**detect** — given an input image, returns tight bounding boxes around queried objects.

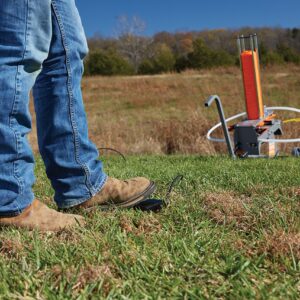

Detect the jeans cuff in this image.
[0,196,34,217]
[0,210,23,217]
[56,173,108,209]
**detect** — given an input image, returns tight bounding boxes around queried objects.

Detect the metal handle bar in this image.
[205,95,236,159]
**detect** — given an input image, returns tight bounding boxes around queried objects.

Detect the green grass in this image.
[0,155,299,299]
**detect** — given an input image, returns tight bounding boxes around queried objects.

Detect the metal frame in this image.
[204,34,299,159]
[205,95,236,159]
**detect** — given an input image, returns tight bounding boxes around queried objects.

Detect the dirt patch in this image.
[51,264,115,295]
[54,229,83,243]
[259,231,300,260]
[120,216,162,235]
[120,216,135,233]
[235,230,300,261]
[0,238,24,259]
[276,187,300,198]
[136,216,162,235]
[203,191,252,230]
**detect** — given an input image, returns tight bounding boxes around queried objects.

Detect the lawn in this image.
[3,65,299,298]
[0,155,299,299]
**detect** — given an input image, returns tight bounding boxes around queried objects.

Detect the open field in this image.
[29,64,300,156]
[0,156,299,299]
[2,65,297,298]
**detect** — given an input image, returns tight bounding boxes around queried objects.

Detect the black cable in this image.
[164,174,184,206]
[98,147,127,162]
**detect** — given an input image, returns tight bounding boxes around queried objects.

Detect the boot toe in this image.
[79,176,155,209]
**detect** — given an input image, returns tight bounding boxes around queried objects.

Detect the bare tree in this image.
[115,15,153,72]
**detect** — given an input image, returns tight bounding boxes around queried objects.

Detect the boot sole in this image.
[85,181,156,211]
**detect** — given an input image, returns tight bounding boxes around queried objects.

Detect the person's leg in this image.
[32,0,107,209]
[0,0,84,231]
[33,1,155,210]
[0,0,52,216]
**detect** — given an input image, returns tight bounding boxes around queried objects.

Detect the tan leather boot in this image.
[79,177,156,210]
[0,199,85,232]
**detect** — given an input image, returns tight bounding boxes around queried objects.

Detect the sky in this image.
[75,0,300,37]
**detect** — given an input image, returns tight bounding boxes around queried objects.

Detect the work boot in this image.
[0,199,85,232]
[79,177,156,210]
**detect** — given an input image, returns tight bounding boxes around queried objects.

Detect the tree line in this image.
[84,22,300,76]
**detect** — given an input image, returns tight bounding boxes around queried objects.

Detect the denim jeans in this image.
[0,0,107,216]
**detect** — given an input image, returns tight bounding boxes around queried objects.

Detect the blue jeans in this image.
[0,0,107,216]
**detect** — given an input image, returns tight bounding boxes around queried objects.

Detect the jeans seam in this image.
[51,2,94,194]
[92,173,108,196]
[8,0,32,212]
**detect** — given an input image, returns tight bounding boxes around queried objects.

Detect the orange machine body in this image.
[240,50,264,120]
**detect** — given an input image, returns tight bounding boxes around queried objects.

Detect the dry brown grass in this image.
[276,186,300,198]
[233,231,300,262]
[202,191,253,230]
[259,231,300,260]
[0,238,24,259]
[119,215,162,235]
[50,264,116,296]
[28,65,300,155]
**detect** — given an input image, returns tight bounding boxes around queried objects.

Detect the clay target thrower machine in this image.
[205,34,300,158]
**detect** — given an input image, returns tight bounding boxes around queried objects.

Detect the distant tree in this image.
[187,38,235,69]
[154,31,176,49]
[259,41,268,62]
[213,50,235,66]
[188,38,214,69]
[88,35,118,52]
[84,50,134,76]
[138,44,175,74]
[153,44,176,73]
[264,52,285,65]
[171,32,195,57]
[175,33,194,56]
[292,28,299,39]
[174,55,191,72]
[116,15,153,72]
[276,43,300,64]
[259,42,284,65]
[138,59,155,75]
[84,27,300,76]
